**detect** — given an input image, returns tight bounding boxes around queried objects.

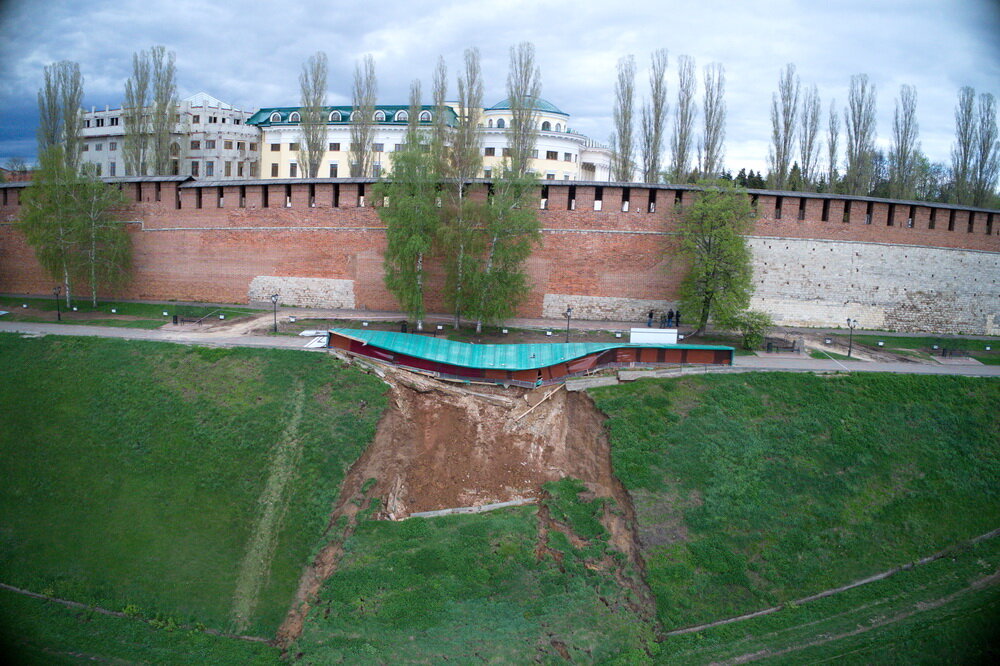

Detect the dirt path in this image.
[275,364,656,646]
[229,381,306,633]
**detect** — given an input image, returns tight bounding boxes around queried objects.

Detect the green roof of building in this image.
[247,105,458,127]
[330,328,732,371]
[487,97,567,115]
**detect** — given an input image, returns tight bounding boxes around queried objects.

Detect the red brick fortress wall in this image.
[1,180,998,333]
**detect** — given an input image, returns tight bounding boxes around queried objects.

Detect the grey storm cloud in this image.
[1,0,998,172]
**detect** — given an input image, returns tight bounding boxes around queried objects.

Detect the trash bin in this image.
[172,315,178,325]
[401,321,408,333]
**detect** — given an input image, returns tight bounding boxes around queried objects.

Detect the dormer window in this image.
[329,110,342,122]
[374,110,386,121]
[289,111,301,122]
[269,111,281,122]
[541,121,551,131]
[488,119,493,128]
[555,123,562,132]
[419,110,432,122]
[394,110,408,122]
[497,118,506,129]
[350,111,360,121]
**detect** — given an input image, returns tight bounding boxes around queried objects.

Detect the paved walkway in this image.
[3,320,999,378]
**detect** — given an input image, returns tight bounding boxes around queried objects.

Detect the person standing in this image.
[675,309,681,327]
[667,309,674,327]
[647,310,654,327]
[659,312,667,328]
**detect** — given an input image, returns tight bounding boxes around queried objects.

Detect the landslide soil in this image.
[277,364,652,645]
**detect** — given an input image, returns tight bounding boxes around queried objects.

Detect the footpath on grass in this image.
[3,316,999,378]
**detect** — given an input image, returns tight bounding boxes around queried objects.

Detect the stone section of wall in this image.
[542,294,675,322]
[750,236,1000,335]
[248,276,356,309]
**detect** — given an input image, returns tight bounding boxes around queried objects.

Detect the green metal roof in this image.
[247,105,457,127]
[330,328,732,371]
[487,97,567,115]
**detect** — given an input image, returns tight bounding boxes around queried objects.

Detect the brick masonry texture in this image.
[1,181,997,333]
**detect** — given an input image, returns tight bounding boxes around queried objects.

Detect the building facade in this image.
[79,93,259,179]
[248,97,611,181]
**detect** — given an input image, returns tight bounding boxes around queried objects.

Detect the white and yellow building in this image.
[247,97,610,181]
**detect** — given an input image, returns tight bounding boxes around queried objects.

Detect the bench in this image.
[765,338,798,353]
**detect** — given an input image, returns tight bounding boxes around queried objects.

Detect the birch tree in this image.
[350,55,378,177]
[75,166,131,305]
[506,42,541,176]
[700,62,726,179]
[375,81,437,330]
[297,51,328,178]
[768,63,799,189]
[37,61,84,173]
[889,84,920,199]
[669,55,696,182]
[799,84,821,188]
[844,74,877,195]
[639,48,668,184]
[611,55,636,182]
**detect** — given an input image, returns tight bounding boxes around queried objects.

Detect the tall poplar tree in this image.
[611,55,636,182]
[37,60,84,173]
[799,85,821,188]
[123,46,177,176]
[375,81,437,331]
[506,42,541,176]
[700,62,726,179]
[639,48,668,184]
[297,51,328,178]
[768,63,799,189]
[972,92,999,207]
[350,55,378,177]
[951,86,976,204]
[827,99,840,191]
[844,74,877,195]
[669,55,696,182]
[123,51,150,176]
[889,84,920,199]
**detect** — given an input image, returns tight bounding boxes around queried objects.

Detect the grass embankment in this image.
[591,373,1000,661]
[0,334,386,653]
[293,479,655,663]
[834,332,1000,365]
[0,296,258,328]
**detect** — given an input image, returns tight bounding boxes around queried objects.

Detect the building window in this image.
[249,142,257,151]
[329,142,340,151]
[350,111,360,121]
[250,162,258,177]
[564,152,572,162]
[233,119,241,125]
[485,147,495,156]
[191,140,201,150]
[329,163,338,178]
[208,116,218,123]
[269,112,281,122]
[329,110,342,122]
[483,168,492,178]
[237,162,244,177]
[237,141,245,151]
[542,121,551,131]
[289,163,298,178]
[271,163,278,177]
[419,110,432,122]
[109,141,117,151]
[374,110,386,121]
[546,150,558,160]
[95,163,101,176]
[270,143,280,151]
[191,161,199,177]
[289,143,300,151]
[82,144,88,151]
[350,142,360,152]
[546,173,555,180]
[95,143,103,151]
[497,118,506,129]
[488,119,493,128]
[224,140,233,150]
[109,162,116,176]
[394,144,404,152]
[395,110,408,122]
[502,147,511,157]
[96,118,105,127]
[373,143,384,152]
[224,161,232,177]
[289,111,301,122]
[193,115,200,123]
[110,117,119,126]
[206,161,215,177]
[85,119,90,128]
[373,163,382,177]
[221,118,226,123]
[532,149,539,158]
[205,140,216,149]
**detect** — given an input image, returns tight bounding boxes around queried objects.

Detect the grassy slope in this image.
[590,373,1000,660]
[0,333,386,641]
[294,486,655,663]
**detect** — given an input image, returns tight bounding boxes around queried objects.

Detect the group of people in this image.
[646,309,681,328]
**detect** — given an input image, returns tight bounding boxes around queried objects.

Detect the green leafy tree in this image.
[20,146,131,306]
[375,81,438,331]
[468,167,541,332]
[676,181,756,336]
[718,309,773,350]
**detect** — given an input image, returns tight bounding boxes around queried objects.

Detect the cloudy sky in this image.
[1,0,997,173]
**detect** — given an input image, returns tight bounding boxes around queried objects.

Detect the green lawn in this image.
[0,296,259,320]
[836,332,999,352]
[808,349,863,361]
[293,483,656,663]
[590,373,1000,657]
[8,316,166,329]
[0,333,387,642]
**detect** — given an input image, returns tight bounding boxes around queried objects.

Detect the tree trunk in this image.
[474,235,498,336]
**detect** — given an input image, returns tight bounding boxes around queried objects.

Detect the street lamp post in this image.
[564,306,573,343]
[846,318,858,358]
[53,286,62,321]
[271,294,279,333]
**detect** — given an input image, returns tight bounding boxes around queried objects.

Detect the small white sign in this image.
[629,328,679,344]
